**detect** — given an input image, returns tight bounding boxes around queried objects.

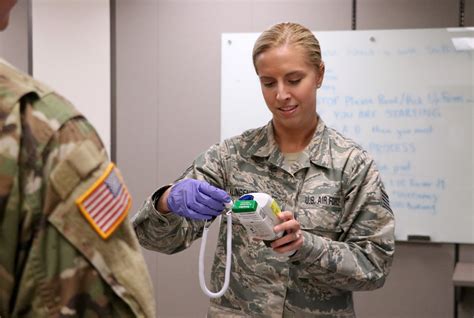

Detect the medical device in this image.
[232,193,283,240]
[199,193,282,298]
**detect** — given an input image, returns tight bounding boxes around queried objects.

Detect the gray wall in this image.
[115,1,474,317]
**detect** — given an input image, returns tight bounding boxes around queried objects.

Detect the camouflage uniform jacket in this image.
[133,118,395,317]
[0,59,155,318]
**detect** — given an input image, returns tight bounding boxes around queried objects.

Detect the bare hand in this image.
[271,211,303,254]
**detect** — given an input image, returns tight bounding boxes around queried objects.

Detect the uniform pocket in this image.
[297,183,344,240]
[297,206,343,240]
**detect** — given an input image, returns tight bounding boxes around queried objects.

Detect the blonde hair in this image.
[252,22,323,73]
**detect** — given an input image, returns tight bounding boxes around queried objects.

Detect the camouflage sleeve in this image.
[132,143,227,254]
[290,150,395,291]
[132,190,208,254]
[37,117,155,317]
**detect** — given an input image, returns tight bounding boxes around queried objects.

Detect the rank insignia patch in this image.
[76,163,131,239]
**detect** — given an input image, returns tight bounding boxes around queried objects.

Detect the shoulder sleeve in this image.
[182,141,230,188]
[42,118,155,317]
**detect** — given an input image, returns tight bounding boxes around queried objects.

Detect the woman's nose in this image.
[276,84,290,101]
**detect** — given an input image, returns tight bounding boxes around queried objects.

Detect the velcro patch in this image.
[75,163,131,239]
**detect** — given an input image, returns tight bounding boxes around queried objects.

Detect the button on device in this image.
[239,194,254,200]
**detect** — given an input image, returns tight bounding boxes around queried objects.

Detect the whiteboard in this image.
[221,28,474,244]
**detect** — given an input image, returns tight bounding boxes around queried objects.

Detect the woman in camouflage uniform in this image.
[133,22,395,317]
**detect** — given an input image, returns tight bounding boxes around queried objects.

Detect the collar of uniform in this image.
[246,120,278,158]
[0,58,53,110]
[306,116,332,169]
[245,116,332,169]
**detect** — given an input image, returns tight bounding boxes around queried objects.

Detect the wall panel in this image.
[465,0,474,26]
[355,243,456,318]
[358,0,459,29]
[114,0,160,315]
[32,0,111,154]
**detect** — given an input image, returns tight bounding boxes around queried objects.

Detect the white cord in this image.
[199,202,233,298]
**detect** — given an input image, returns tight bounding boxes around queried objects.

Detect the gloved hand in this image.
[167,179,231,220]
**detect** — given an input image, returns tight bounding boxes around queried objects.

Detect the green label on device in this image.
[232,200,258,213]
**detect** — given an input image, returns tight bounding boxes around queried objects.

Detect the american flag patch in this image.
[76,163,131,239]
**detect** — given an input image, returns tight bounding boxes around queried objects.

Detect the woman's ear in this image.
[316,62,325,88]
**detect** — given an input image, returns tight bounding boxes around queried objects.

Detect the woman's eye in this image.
[262,82,275,88]
[288,79,301,85]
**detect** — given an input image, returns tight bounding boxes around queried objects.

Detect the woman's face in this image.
[255,44,323,132]
[0,0,17,31]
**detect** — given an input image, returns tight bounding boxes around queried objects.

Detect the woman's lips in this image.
[279,105,298,115]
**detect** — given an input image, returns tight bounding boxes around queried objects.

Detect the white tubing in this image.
[199,203,233,298]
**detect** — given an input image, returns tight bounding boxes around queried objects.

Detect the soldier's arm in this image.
[40,115,155,317]
[132,143,228,254]
[289,151,395,291]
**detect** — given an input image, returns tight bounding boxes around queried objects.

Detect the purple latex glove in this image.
[167,179,231,220]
